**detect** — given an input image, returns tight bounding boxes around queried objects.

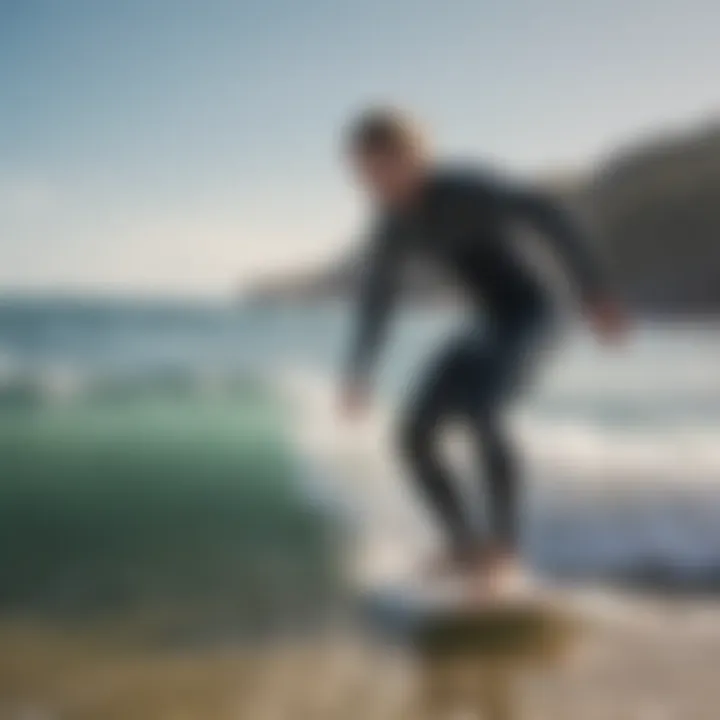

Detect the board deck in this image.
[359,577,580,660]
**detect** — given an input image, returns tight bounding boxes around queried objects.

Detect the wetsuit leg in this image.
[398,338,475,557]
[400,317,545,556]
[471,409,519,548]
[460,317,545,551]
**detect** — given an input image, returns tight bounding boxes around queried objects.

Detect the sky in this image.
[1,0,718,296]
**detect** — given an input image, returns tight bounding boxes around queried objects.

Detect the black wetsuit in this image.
[346,167,606,555]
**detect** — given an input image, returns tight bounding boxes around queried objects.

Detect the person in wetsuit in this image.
[339,108,627,589]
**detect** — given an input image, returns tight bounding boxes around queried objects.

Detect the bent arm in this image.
[344,220,402,386]
[506,186,609,305]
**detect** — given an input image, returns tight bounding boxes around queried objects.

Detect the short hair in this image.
[345,107,426,157]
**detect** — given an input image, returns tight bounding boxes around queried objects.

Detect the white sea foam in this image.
[280,369,720,586]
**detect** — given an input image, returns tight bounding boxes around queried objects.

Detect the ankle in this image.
[484,542,519,564]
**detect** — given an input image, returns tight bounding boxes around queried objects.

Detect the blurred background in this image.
[1,0,720,717]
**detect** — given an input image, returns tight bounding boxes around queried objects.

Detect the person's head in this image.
[345,107,430,208]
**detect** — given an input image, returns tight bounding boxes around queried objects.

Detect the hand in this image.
[585,297,630,345]
[338,380,370,420]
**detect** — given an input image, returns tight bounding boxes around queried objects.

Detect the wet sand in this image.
[1,592,719,719]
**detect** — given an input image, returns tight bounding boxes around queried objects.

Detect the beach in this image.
[0,298,719,718]
[2,590,720,718]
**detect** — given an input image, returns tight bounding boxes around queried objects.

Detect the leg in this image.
[398,340,475,560]
[476,414,519,551]
[461,324,537,558]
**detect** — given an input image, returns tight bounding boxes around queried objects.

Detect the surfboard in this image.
[359,574,580,661]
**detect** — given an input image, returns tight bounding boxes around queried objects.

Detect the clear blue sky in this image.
[1,0,718,295]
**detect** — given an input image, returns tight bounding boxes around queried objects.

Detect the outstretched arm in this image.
[342,219,403,411]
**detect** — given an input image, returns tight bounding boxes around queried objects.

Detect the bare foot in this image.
[418,543,485,581]
[468,546,527,600]
[418,551,458,580]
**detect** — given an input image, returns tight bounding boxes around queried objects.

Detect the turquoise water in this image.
[0,393,340,636]
[0,299,345,628]
[2,296,720,605]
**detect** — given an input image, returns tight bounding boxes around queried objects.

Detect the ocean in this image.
[1,296,720,629]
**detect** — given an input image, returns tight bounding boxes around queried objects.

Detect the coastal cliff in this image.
[244,120,720,314]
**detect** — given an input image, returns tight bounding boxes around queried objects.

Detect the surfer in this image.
[339,108,627,592]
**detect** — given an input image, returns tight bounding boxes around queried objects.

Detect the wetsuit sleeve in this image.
[345,219,403,385]
[505,186,609,304]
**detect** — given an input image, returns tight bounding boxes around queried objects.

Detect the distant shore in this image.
[244,118,720,316]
